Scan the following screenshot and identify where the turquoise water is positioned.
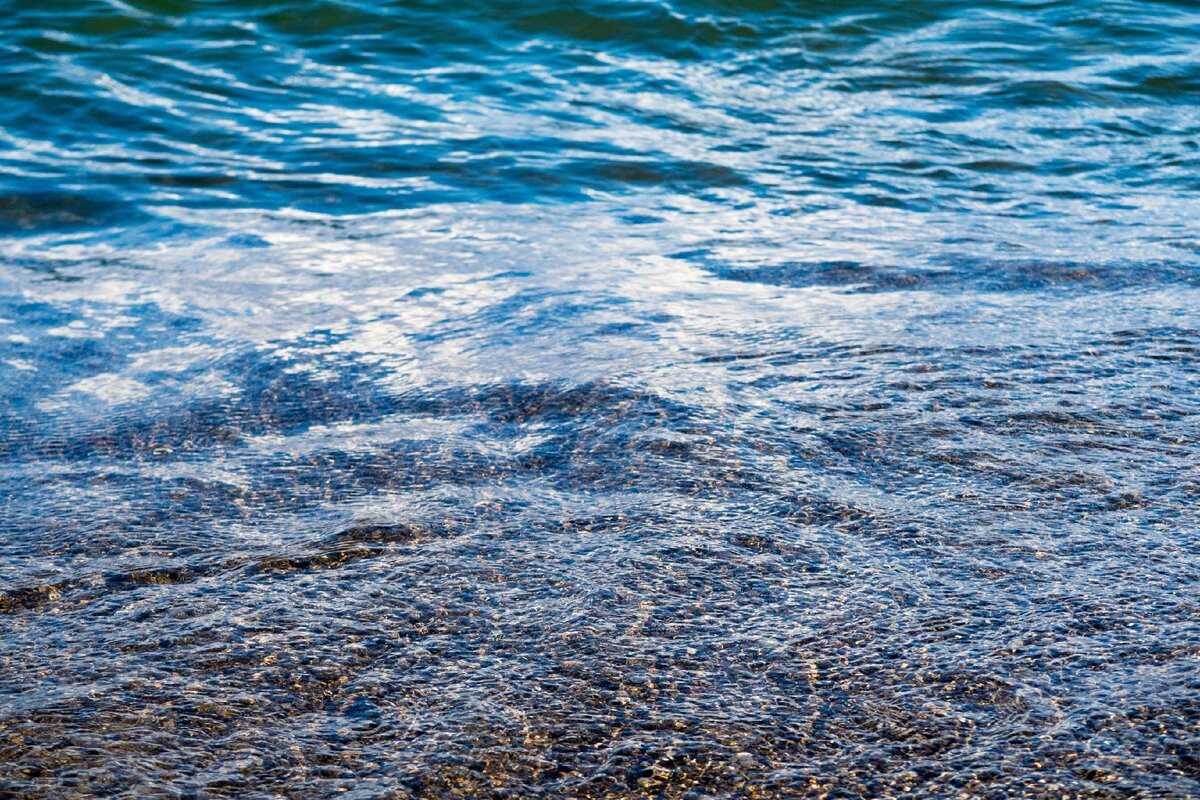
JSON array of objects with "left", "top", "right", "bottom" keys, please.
[{"left": 2, "top": 1, "right": 1200, "bottom": 796}]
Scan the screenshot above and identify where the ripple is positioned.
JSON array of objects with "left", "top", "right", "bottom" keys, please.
[{"left": 2, "top": 0, "right": 1200, "bottom": 796}]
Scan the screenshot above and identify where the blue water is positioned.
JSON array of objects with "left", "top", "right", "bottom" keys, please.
[{"left": 2, "top": 1, "right": 1200, "bottom": 796}]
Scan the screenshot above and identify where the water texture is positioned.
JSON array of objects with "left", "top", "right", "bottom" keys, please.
[{"left": 1, "top": 0, "right": 1199, "bottom": 797}]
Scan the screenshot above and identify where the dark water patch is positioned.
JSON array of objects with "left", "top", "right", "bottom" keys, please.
[
  {"left": 0, "top": 190, "right": 147, "bottom": 234},
  {"left": 0, "top": 518, "right": 464, "bottom": 617},
  {"left": 697, "top": 255, "right": 1200, "bottom": 293}
]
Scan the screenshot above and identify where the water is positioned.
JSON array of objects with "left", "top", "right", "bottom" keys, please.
[{"left": 2, "top": 0, "right": 1199, "bottom": 796}]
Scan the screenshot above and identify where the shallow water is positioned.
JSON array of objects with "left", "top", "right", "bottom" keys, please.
[{"left": 2, "top": 1, "right": 1200, "bottom": 797}]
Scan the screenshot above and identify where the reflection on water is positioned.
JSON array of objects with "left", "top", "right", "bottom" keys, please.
[{"left": 2, "top": 0, "right": 1200, "bottom": 797}]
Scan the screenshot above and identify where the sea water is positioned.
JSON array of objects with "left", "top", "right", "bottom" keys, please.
[{"left": 2, "top": 1, "right": 1199, "bottom": 796}]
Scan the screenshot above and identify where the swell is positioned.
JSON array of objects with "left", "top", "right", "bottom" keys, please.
[{"left": 0, "top": 0, "right": 1196, "bottom": 231}]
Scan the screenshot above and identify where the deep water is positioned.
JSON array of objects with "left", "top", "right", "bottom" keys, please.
[{"left": 2, "top": 1, "right": 1200, "bottom": 797}]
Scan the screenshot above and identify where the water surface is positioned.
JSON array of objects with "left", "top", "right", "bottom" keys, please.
[{"left": 2, "top": 0, "right": 1200, "bottom": 797}]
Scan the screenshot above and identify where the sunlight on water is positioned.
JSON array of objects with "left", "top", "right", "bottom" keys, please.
[{"left": 2, "top": 0, "right": 1200, "bottom": 797}]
